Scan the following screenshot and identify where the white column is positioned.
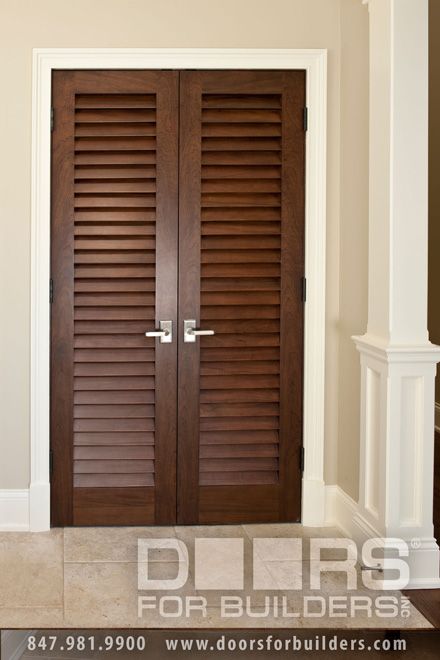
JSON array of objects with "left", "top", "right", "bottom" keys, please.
[{"left": 353, "top": 0, "right": 440, "bottom": 588}]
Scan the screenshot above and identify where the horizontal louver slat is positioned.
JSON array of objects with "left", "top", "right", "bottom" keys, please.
[
  {"left": 73, "top": 93, "right": 157, "bottom": 489},
  {"left": 199, "top": 90, "right": 282, "bottom": 487}
]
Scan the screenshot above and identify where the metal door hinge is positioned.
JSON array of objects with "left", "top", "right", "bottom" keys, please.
[
  {"left": 301, "top": 276, "right": 307, "bottom": 303},
  {"left": 300, "top": 447, "right": 305, "bottom": 473},
  {"left": 303, "top": 107, "right": 308, "bottom": 131},
  {"left": 51, "top": 107, "right": 54, "bottom": 132},
  {"left": 49, "top": 448, "right": 54, "bottom": 476},
  {"left": 49, "top": 278, "right": 54, "bottom": 303}
]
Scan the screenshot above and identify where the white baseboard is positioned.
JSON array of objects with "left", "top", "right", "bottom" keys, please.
[
  {"left": 0, "top": 490, "right": 30, "bottom": 531},
  {"left": 325, "top": 484, "right": 440, "bottom": 589},
  {"left": 1, "top": 631, "right": 33, "bottom": 660},
  {"left": 435, "top": 402, "right": 440, "bottom": 432},
  {"left": 29, "top": 481, "right": 50, "bottom": 531},
  {"left": 325, "top": 484, "right": 355, "bottom": 534}
]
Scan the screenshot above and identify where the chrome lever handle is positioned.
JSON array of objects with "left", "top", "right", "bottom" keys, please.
[
  {"left": 184, "top": 319, "right": 215, "bottom": 343},
  {"left": 192, "top": 329, "right": 215, "bottom": 336},
  {"left": 145, "top": 320, "right": 172, "bottom": 343}
]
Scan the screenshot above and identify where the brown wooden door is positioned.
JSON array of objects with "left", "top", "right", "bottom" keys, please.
[
  {"left": 51, "top": 69, "right": 305, "bottom": 527},
  {"left": 50, "top": 71, "right": 179, "bottom": 525},
  {"left": 177, "top": 71, "right": 305, "bottom": 524}
]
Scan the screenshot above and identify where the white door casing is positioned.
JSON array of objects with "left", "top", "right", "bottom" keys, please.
[{"left": 30, "top": 49, "right": 328, "bottom": 531}]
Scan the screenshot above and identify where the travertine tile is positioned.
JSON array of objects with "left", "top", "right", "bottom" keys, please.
[
  {"left": 64, "top": 526, "right": 177, "bottom": 563},
  {"left": 243, "top": 524, "right": 345, "bottom": 560},
  {"left": 64, "top": 561, "right": 200, "bottom": 628},
  {"left": 64, "top": 562, "right": 141, "bottom": 627},
  {"left": 0, "top": 531, "right": 63, "bottom": 607},
  {"left": 194, "top": 548, "right": 287, "bottom": 607},
  {"left": 243, "top": 523, "right": 343, "bottom": 540},
  {"left": 206, "top": 605, "right": 306, "bottom": 629},
  {"left": 263, "top": 560, "right": 304, "bottom": 591},
  {"left": 0, "top": 524, "right": 431, "bottom": 630},
  {"left": 0, "top": 607, "right": 65, "bottom": 627},
  {"left": 174, "top": 525, "right": 248, "bottom": 555}
]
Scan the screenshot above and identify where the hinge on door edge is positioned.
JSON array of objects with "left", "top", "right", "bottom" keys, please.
[
  {"left": 300, "top": 447, "right": 305, "bottom": 473},
  {"left": 303, "top": 107, "right": 308, "bottom": 131},
  {"left": 301, "top": 276, "right": 307, "bottom": 303},
  {"left": 49, "top": 278, "right": 54, "bottom": 303},
  {"left": 49, "top": 448, "right": 54, "bottom": 477},
  {"left": 51, "top": 107, "right": 54, "bottom": 132}
]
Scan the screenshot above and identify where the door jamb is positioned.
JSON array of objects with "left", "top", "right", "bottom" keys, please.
[{"left": 30, "top": 48, "right": 327, "bottom": 531}]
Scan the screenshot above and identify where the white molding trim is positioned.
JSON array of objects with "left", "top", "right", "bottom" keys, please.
[
  {"left": 325, "top": 485, "right": 440, "bottom": 589},
  {"left": 435, "top": 403, "right": 440, "bottom": 432},
  {"left": 0, "top": 490, "right": 30, "bottom": 531},
  {"left": 30, "top": 48, "right": 327, "bottom": 531},
  {"left": 325, "top": 485, "right": 381, "bottom": 545}
]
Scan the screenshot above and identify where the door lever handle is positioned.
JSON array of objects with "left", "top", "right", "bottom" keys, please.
[
  {"left": 145, "top": 320, "right": 172, "bottom": 343},
  {"left": 184, "top": 319, "right": 215, "bottom": 343}
]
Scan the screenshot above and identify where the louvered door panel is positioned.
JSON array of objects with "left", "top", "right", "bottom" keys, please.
[
  {"left": 73, "top": 91, "right": 156, "bottom": 493},
  {"left": 200, "top": 91, "right": 282, "bottom": 487},
  {"left": 178, "top": 71, "right": 305, "bottom": 524},
  {"left": 51, "top": 71, "right": 178, "bottom": 526}
]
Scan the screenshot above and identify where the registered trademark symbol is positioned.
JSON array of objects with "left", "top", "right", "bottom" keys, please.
[{"left": 410, "top": 538, "right": 421, "bottom": 549}]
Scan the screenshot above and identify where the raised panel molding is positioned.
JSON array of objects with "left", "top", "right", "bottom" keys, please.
[
  {"left": 364, "top": 366, "right": 381, "bottom": 518},
  {"left": 354, "top": 335, "right": 440, "bottom": 588}
]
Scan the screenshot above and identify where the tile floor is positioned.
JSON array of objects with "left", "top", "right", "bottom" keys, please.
[{"left": 0, "top": 524, "right": 432, "bottom": 629}]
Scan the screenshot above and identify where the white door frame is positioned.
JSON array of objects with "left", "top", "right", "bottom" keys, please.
[{"left": 30, "top": 48, "right": 327, "bottom": 531}]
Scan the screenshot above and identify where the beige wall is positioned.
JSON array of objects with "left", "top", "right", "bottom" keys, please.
[
  {"left": 0, "top": 0, "right": 369, "bottom": 496},
  {"left": 429, "top": 0, "right": 440, "bottom": 404},
  {"left": 337, "top": 0, "right": 369, "bottom": 499}
]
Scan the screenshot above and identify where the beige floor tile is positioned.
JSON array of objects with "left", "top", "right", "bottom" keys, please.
[
  {"left": 0, "top": 531, "right": 63, "bottom": 608},
  {"left": 138, "top": 560, "right": 193, "bottom": 593},
  {"left": 244, "top": 524, "right": 345, "bottom": 560},
  {"left": 0, "top": 607, "right": 65, "bottom": 627},
  {"left": 206, "top": 605, "right": 306, "bottom": 629},
  {"left": 174, "top": 525, "right": 247, "bottom": 555},
  {"left": 64, "top": 561, "right": 201, "bottom": 628},
  {"left": 205, "top": 592, "right": 431, "bottom": 629},
  {"left": 64, "top": 526, "right": 177, "bottom": 563},
  {"left": 187, "top": 532, "right": 286, "bottom": 607},
  {"left": 64, "top": 562, "right": 141, "bottom": 627},
  {"left": 0, "top": 524, "right": 431, "bottom": 630},
  {"left": 243, "top": 523, "right": 343, "bottom": 539},
  {"left": 263, "top": 560, "right": 304, "bottom": 590}
]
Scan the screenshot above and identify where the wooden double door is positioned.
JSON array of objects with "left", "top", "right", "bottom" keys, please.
[{"left": 50, "top": 69, "right": 305, "bottom": 527}]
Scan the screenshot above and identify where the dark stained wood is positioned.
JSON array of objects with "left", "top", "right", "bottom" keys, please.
[
  {"left": 402, "top": 588, "right": 440, "bottom": 628},
  {"left": 199, "top": 485, "right": 279, "bottom": 523},
  {"left": 278, "top": 71, "right": 306, "bottom": 519},
  {"left": 52, "top": 69, "right": 305, "bottom": 527},
  {"left": 51, "top": 70, "right": 179, "bottom": 526},
  {"left": 177, "top": 71, "right": 305, "bottom": 524},
  {"left": 177, "top": 71, "right": 202, "bottom": 522},
  {"left": 73, "top": 487, "right": 154, "bottom": 526},
  {"left": 153, "top": 71, "right": 179, "bottom": 523},
  {"left": 51, "top": 71, "right": 75, "bottom": 526}
]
